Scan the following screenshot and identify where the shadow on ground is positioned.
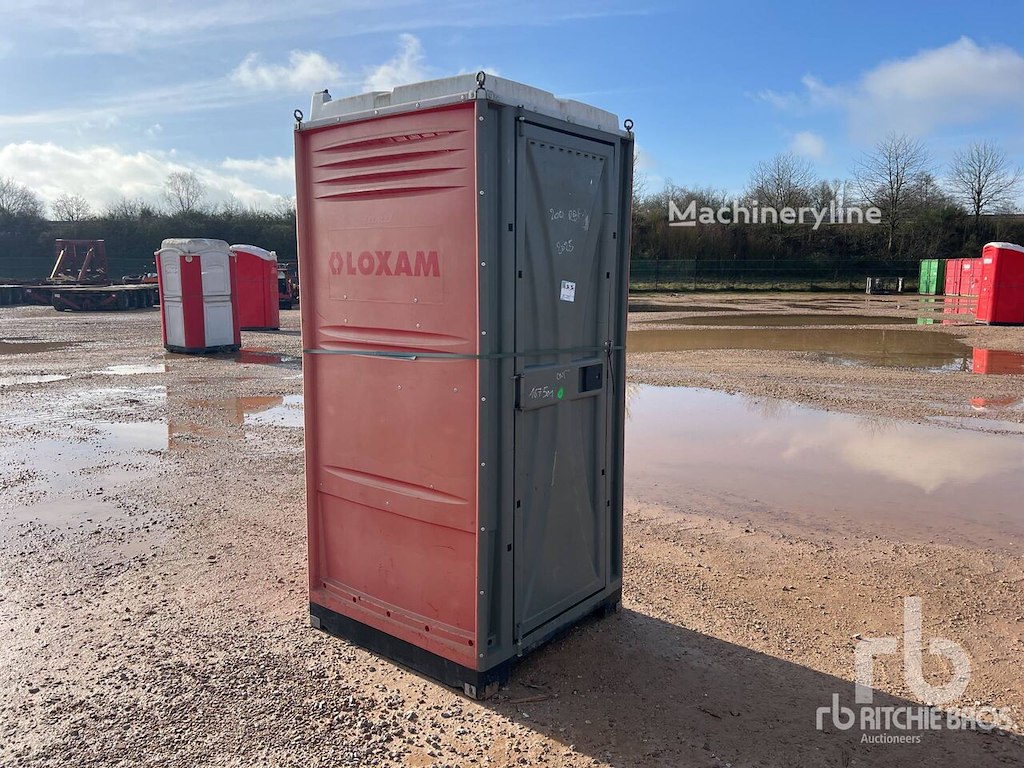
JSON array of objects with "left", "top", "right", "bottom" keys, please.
[{"left": 483, "top": 609, "right": 1019, "bottom": 767}]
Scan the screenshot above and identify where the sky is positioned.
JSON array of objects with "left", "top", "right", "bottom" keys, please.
[{"left": 0, "top": 0, "right": 1022, "bottom": 214}]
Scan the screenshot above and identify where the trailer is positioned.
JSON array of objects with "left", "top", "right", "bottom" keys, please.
[
  {"left": 51, "top": 284, "right": 159, "bottom": 312},
  {"left": 0, "top": 285, "right": 26, "bottom": 306}
]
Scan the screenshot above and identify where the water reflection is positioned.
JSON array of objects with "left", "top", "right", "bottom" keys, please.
[
  {"left": 628, "top": 327, "right": 1024, "bottom": 375},
  {"left": 627, "top": 327, "right": 972, "bottom": 370},
  {"left": 643, "top": 314, "right": 918, "bottom": 327},
  {"left": 625, "top": 386, "right": 1024, "bottom": 548}
]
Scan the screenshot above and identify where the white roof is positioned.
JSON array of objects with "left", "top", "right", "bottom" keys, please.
[
  {"left": 158, "top": 238, "right": 230, "bottom": 255},
  {"left": 984, "top": 242, "right": 1024, "bottom": 254},
  {"left": 230, "top": 244, "right": 277, "bottom": 261},
  {"left": 308, "top": 73, "right": 622, "bottom": 134}
]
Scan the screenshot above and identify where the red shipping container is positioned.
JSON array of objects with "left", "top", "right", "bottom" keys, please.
[
  {"left": 976, "top": 242, "right": 1024, "bottom": 324},
  {"left": 230, "top": 244, "right": 280, "bottom": 330},
  {"left": 943, "top": 258, "right": 961, "bottom": 296},
  {"left": 954, "top": 257, "right": 978, "bottom": 296},
  {"left": 969, "top": 257, "right": 983, "bottom": 296},
  {"left": 155, "top": 238, "right": 240, "bottom": 353}
]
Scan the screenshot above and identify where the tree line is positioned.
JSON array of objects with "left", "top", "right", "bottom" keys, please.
[
  {"left": 0, "top": 171, "right": 296, "bottom": 281},
  {"left": 2, "top": 136, "right": 1023, "bottom": 283},
  {"left": 631, "top": 134, "right": 1024, "bottom": 274}
]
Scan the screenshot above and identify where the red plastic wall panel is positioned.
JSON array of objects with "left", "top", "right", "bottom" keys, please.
[
  {"left": 944, "top": 259, "right": 961, "bottom": 296},
  {"left": 977, "top": 243, "right": 1024, "bottom": 324},
  {"left": 968, "top": 257, "right": 983, "bottom": 297},
  {"left": 297, "top": 104, "right": 482, "bottom": 667},
  {"left": 234, "top": 249, "right": 280, "bottom": 329},
  {"left": 956, "top": 257, "right": 982, "bottom": 297}
]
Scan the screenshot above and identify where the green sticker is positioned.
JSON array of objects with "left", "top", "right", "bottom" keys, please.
[{"left": 556, "top": 387, "right": 564, "bottom": 400}]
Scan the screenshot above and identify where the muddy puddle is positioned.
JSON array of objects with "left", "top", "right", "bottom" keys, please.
[
  {"left": 0, "top": 419, "right": 166, "bottom": 525},
  {"left": 96, "top": 363, "right": 166, "bottom": 375},
  {"left": 231, "top": 350, "right": 301, "bottom": 369},
  {"left": 643, "top": 313, "right": 919, "bottom": 327},
  {"left": 244, "top": 394, "right": 303, "bottom": 428},
  {"left": 0, "top": 340, "right": 76, "bottom": 355},
  {"left": 628, "top": 327, "right": 973, "bottom": 370},
  {"left": 0, "top": 374, "right": 71, "bottom": 387},
  {"left": 630, "top": 303, "right": 741, "bottom": 313},
  {"left": 168, "top": 393, "right": 303, "bottom": 445},
  {"left": 625, "top": 385, "right": 1024, "bottom": 549},
  {"left": 628, "top": 327, "right": 1021, "bottom": 374}
]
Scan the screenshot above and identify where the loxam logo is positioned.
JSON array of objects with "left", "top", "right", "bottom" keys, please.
[{"left": 329, "top": 250, "right": 440, "bottom": 277}]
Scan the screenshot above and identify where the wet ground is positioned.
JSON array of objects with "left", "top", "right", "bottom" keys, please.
[{"left": 2, "top": 294, "right": 1024, "bottom": 767}]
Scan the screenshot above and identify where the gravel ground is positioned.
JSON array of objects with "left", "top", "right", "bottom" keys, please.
[{"left": 1, "top": 295, "right": 1023, "bottom": 767}]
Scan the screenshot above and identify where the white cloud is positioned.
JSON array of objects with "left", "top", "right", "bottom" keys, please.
[
  {"left": 221, "top": 156, "right": 295, "bottom": 181},
  {"left": 789, "top": 130, "right": 826, "bottom": 160},
  {"left": 3, "top": 0, "right": 345, "bottom": 54},
  {"left": 363, "top": 33, "right": 428, "bottom": 91},
  {"left": 0, "top": 142, "right": 286, "bottom": 212},
  {"left": 231, "top": 50, "right": 342, "bottom": 93},
  {"left": 761, "top": 38, "right": 1024, "bottom": 140}
]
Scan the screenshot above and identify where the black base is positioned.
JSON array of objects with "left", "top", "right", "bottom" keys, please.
[
  {"left": 165, "top": 344, "right": 241, "bottom": 355},
  {"left": 311, "top": 589, "right": 622, "bottom": 699},
  {"left": 310, "top": 602, "right": 512, "bottom": 698}
]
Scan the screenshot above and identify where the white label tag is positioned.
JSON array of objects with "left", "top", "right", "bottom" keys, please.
[
  {"left": 559, "top": 280, "right": 576, "bottom": 302},
  {"left": 984, "top": 258, "right": 993, "bottom": 264}
]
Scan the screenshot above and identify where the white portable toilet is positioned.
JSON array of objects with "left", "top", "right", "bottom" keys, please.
[{"left": 155, "top": 238, "right": 241, "bottom": 354}]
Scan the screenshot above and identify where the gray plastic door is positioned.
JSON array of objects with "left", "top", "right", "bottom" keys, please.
[{"left": 513, "top": 123, "right": 617, "bottom": 640}]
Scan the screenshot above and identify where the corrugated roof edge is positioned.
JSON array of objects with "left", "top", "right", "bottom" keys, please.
[{"left": 305, "top": 74, "right": 623, "bottom": 135}]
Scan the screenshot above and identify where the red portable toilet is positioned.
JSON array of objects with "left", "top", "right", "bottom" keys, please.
[
  {"left": 230, "top": 244, "right": 280, "bottom": 330},
  {"left": 295, "top": 74, "right": 633, "bottom": 697},
  {"left": 976, "top": 242, "right": 1024, "bottom": 325},
  {"left": 155, "top": 238, "right": 241, "bottom": 353},
  {"left": 944, "top": 258, "right": 961, "bottom": 296}
]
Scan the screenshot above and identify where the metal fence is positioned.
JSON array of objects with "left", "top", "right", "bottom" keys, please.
[{"left": 629, "top": 258, "right": 923, "bottom": 291}]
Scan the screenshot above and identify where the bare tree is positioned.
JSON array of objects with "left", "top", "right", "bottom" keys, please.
[
  {"left": 854, "top": 133, "right": 930, "bottom": 254},
  {"left": 219, "top": 195, "right": 246, "bottom": 218},
  {"left": 947, "top": 141, "right": 1023, "bottom": 226},
  {"left": 0, "top": 176, "right": 44, "bottom": 218},
  {"left": 632, "top": 152, "right": 648, "bottom": 203},
  {"left": 163, "top": 170, "right": 207, "bottom": 215},
  {"left": 103, "top": 196, "right": 143, "bottom": 219},
  {"left": 810, "top": 178, "right": 850, "bottom": 209},
  {"left": 908, "top": 171, "right": 953, "bottom": 210},
  {"left": 273, "top": 195, "right": 297, "bottom": 219},
  {"left": 746, "top": 152, "right": 815, "bottom": 210},
  {"left": 51, "top": 192, "right": 94, "bottom": 222}
]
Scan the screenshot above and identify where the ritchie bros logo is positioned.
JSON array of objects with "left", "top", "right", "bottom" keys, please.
[{"left": 329, "top": 250, "right": 440, "bottom": 277}]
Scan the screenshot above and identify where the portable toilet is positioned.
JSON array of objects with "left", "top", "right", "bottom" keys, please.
[
  {"left": 155, "top": 238, "right": 240, "bottom": 354},
  {"left": 294, "top": 74, "right": 633, "bottom": 697},
  {"left": 976, "top": 242, "right": 1024, "bottom": 325},
  {"left": 230, "top": 244, "right": 280, "bottom": 330},
  {"left": 918, "top": 259, "right": 945, "bottom": 295}
]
